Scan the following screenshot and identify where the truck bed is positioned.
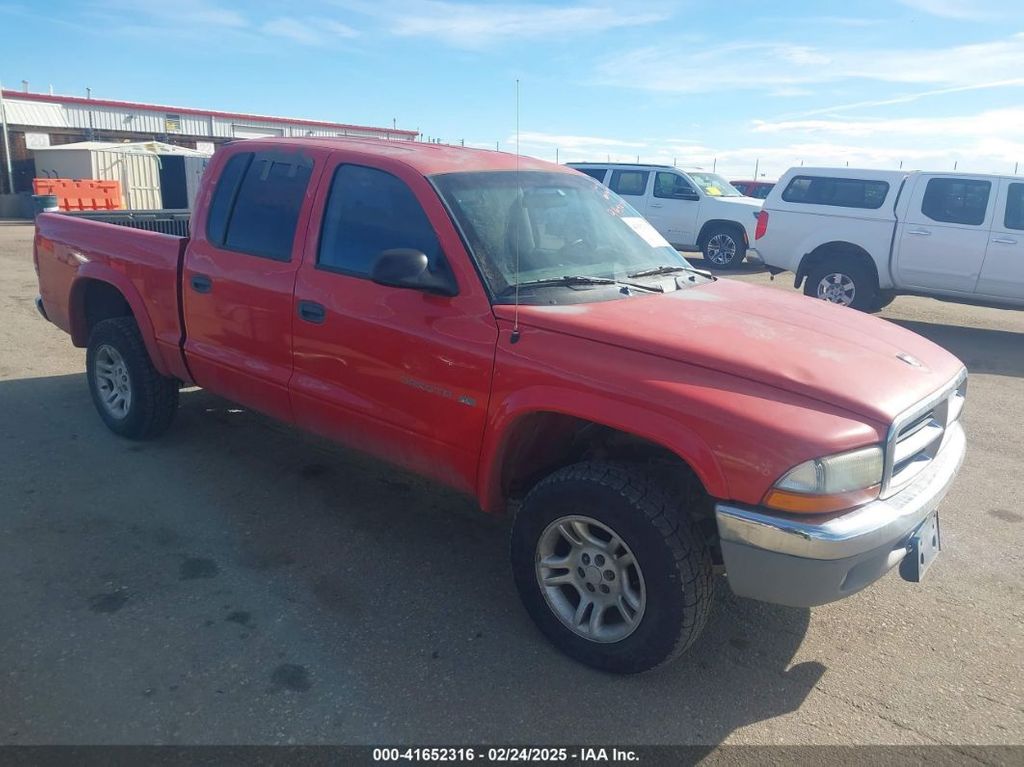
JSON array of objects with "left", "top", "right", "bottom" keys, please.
[{"left": 34, "top": 212, "right": 191, "bottom": 381}]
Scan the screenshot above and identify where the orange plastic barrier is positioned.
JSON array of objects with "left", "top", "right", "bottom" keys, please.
[{"left": 32, "top": 179, "right": 124, "bottom": 211}]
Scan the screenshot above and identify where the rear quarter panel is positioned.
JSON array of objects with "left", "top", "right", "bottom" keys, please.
[
  {"left": 759, "top": 172, "right": 898, "bottom": 283},
  {"left": 34, "top": 213, "right": 188, "bottom": 379}
]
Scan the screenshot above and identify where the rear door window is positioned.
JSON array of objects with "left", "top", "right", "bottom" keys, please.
[
  {"left": 1005, "top": 183, "right": 1024, "bottom": 230},
  {"left": 205, "top": 152, "right": 252, "bottom": 247},
  {"left": 211, "top": 151, "right": 314, "bottom": 261},
  {"left": 781, "top": 175, "right": 889, "bottom": 209},
  {"left": 921, "top": 178, "right": 991, "bottom": 226},
  {"left": 609, "top": 169, "right": 650, "bottom": 197}
]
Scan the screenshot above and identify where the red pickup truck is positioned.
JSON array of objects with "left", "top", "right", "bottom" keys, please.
[{"left": 33, "top": 138, "right": 967, "bottom": 673}]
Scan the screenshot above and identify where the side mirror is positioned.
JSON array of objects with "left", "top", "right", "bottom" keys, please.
[
  {"left": 675, "top": 189, "right": 700, "bottom": 201},
  {"left": 370, "top": 249, "right": 458, "bottom": 297}
]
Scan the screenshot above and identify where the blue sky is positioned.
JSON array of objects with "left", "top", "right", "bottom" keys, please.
[{"left": 2, "top": 0, "right": 1023, "bottom": 178}]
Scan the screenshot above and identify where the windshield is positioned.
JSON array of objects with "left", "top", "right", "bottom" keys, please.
[
  {"left": 687, "top": 172, "right": 742, "bottom": 197},
  {"left": 433, "top": 171, "right": 693, "bottom": 302}
]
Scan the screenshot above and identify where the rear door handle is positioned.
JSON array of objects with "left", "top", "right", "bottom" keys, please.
[
  {"left": 992, "top": 237, "right": 1018, "bottom": 244},
  {"left": 190, "top": 274, "right": 212, "bottom": 293},
  {"left": 907, "top": 229, "right": 931, "bottom": 236},
  {"left": 297, "top": 300, "right": 326, "bottom": 324}
]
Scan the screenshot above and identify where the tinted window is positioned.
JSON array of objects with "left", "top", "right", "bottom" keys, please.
[
  {"left": 921, "top": 178, "right": 991, "bottom": 226},
  {"left": 205, "top": 152, "right": 252, "bottom": 247},
  {"left": 221, "top": 153, "right": 313, "bottom": 261},
  {"left": 318, "top": 165, "right": 442, "bottom": 277},
  {"left": 609, "top": 169, "right": 649, "bottom": 197},
  {"left": 782, "top": 175, "right": 889, "bottom": 209},
  {"left": 653, "top": 171, "right": 697, "bottom": 199},
  {"left": 575, "top": 167, "right": 607, "bottom": 183},
  {"left": 1006, "top": 183, "right": 1024, "bottom": 231}
]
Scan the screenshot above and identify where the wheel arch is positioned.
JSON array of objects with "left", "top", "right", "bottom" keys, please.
[
  {"left": 696, "top": 218, "right": 748, "bottom": 251},
  {"left": 795, "top": 241, "right": 879, "bottom": 290},
  {"left": 478, "top": 395, "right": 729, "bottom": 516},
  {"left": 69, "top": 267, "right": 171, "bottom": 377}
]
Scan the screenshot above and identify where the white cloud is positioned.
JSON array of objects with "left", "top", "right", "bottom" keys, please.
[
  {"left": 262, "top": 17, "right": 359, "bottom": 46},
  {"left": 515, "top": 131, "right": 646, "bottom": 151},
  {"left": 357, "top": 1, "right": 668, "bottom": 48},
  {"left": 101, "top": 0, "right": 248, "bottom": 28},
  {"left": 897, "top": 0, "right": 998, "bottom": 21},
  {"left": 597, "top": 32, "right": 1024, "bottom": 93},
  {"left": 753, "top": 107, "right": 1024, "bottom": 141},
  {"left": 781, "top": 78, "right": 1024, "bottom": 119}
]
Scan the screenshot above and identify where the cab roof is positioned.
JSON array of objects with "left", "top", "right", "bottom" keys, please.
[{"left": 243, "top": 136, "right": 569, "bottom": 177}]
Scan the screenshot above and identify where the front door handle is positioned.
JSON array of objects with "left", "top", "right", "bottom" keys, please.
[
  {"left": 297, "top": 300, "right": 326, "bottom": 324},
  {"left": 992, "top": 237, "right": 1018, "bottom": 245},
  {"left": 907, "top": 229, "right": 931, "bottom": 236},
  {"left": 649, "top": 203, "right": 664, "bottom": 209},
  {"left": 190, "top": 274, "right": 212, "bottom": 293}
]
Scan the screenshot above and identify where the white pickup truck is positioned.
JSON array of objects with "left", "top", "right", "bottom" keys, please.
[
  {"left": 568, "top": 163, "right": 763, "bottom": 269},
  {"left": 754, "top": 168, "right": 1024, "bottom": 311}
]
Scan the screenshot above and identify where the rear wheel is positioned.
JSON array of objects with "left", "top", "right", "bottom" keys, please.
[
  {"left": 701, "top": 225, "right": 746, "bottom": 270},
  {"left": 86, "top": 317, "right": 178, "bottom": 439},
  {"left": 510, "top": 462, "right": 713, "bottom": 673},
  {"left": 804, "top": 257, "right": 879, "bottom": 312}
]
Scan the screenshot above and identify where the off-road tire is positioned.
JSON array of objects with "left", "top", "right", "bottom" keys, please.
[
  {"left": 86, "top": 317, "right": 178, "bottom": 439},
  {"left": 510, "top": 461, "right": 714, "bottom": 673}
]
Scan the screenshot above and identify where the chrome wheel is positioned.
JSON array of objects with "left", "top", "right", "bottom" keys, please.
[
  {"left": 705, "top": 233, "right": 737, "bottom": 265},
  {"left": 535, "top": 515, "right": 646, "bottom": 643},
  {"left": 816, "top": 272, "right": 856, "bottom": 305},
  {"left": 93, "top": 344, "right": 132, "bottom": 419}
]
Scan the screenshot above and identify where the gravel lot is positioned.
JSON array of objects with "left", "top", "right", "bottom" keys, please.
[{"left": 0, "top": 220, "right": 1021, "bottom": 747}]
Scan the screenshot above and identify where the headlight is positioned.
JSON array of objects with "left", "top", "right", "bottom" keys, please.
[{"left": 763, "top": 445, "right": 883, "bottom": 514}]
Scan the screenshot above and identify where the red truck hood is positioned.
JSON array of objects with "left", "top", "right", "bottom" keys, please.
[{"left": 497, "top": 278, "right": 964, "bottom": 425}]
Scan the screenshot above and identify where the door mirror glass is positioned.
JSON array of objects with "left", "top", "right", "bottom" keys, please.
[{"left": 370, "top": 249, "right": 458, "bottom": 296}]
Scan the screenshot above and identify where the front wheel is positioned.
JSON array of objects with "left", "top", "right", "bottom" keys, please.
[
  {"left": 510, "top": 462, "right": 714, "bottom": 673},
  {"left": 86, "top": 317, "right": 179, "bottom": 439},
  {"left": 701, "top": 226, "right": 746, "bottom": 270}
]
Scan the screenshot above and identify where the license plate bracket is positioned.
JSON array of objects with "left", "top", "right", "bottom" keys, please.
[{"left": 900, "top": 512, "right": 941, "bottom": 583}]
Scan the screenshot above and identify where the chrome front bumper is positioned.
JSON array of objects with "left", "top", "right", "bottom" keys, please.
[{"left": 715, "top": 421, "right": 966, "bottom": 607}]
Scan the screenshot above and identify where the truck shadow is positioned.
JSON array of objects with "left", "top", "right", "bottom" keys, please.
[
  {"left": 888, "top": 319, "right": 1024, "bottom": 378},
  {"left": 0, "top": 374, "right": 822, "bottom": 746}
]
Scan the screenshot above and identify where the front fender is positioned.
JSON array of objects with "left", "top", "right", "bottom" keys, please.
[{"left": 477, "top": 385, "right": 729, "bottom": 514}]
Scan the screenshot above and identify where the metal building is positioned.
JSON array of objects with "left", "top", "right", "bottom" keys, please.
[{"left": 0, "top": 88, "right": 418, "bottom": 194}]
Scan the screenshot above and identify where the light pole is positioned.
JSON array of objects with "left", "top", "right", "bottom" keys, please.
[{"left": 0, "top": 80, "right": 14, "bottom": 194}]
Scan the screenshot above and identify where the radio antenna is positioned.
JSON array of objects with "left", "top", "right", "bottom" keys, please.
[{"left": 511, "top": 78, "right": 522, "bottom": 344}]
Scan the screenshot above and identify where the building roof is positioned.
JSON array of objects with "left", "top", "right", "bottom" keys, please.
[
  {"left": 240, "top": 136, "right": 569, "bottom": 177},
  {"left": 32, "top": 140, "right": 211, "bottom": 156},
  {"left": 1, "top": 89, "right": 418, "bottom": 138}
]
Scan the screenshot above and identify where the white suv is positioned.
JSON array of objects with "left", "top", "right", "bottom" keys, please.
[
  {"left": 568, "top": 163, "right": 763, "bottom": 269},
  {"left": 755, "top": 167, "right": 1024, "bottom": 311}
]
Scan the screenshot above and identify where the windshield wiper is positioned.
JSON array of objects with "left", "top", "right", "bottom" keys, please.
[
  {"left": 504, "top": 275, "right": 662, "bottom": 294},
  {"left": 628, "top": 264, "right": 715, "bottom": 281},
  {"left": 627, "top": 265, "right": 689, "bottom": 278}
]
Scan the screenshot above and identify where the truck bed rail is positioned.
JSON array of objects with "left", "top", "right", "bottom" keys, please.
[{"left": 64, "top": 209, "right": 192, "bottom": 238}]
